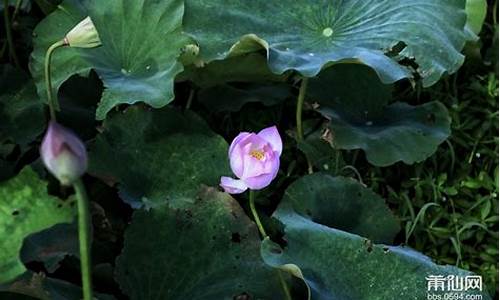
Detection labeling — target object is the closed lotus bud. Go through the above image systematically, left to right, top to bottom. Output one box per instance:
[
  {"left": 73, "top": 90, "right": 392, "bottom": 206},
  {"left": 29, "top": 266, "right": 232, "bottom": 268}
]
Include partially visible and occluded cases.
[
  {"left": 64, "top": 16, "right": 101, "bottom": 48},
  {"left": 40, "top": 122, "right": 88, "bottom": 185}
]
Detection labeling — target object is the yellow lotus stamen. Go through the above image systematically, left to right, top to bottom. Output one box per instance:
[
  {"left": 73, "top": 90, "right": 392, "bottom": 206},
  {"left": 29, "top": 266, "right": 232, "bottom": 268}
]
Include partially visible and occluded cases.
[{"left": 250, "top": 149, "right": 265, "bottom": 161}]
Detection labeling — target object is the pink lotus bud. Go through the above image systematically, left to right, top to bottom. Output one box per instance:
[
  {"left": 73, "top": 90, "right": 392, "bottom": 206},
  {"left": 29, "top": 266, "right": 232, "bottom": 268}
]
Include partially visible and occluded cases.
[
  {"left": 40, "top": 121, "right": 88, "bottom": 185},
  {"left": 220, "top": 126, "right": 282, "bottom": 194}
]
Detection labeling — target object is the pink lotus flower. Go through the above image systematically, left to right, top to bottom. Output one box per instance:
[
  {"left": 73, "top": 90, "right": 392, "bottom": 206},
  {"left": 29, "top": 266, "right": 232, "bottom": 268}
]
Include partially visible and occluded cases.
[
  {"left": 40, "top": 121, "right": 88, "bottom": 185},
  {"left": 220, "top": 126, "right": 282, "bottom": 194}
]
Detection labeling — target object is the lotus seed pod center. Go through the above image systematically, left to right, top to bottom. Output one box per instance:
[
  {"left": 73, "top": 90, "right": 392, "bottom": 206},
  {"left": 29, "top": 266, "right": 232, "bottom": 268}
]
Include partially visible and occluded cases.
[{"left": 322, "top": 27, "right": 333, "bottom": 37}]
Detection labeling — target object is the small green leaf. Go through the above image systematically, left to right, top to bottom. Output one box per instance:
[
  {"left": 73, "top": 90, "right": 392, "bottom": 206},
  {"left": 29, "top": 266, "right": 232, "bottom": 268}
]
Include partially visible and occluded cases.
[
  {"left": 30, "top": 0, "right": 189, "bottom": 120},
  {"left": 184, "top": 0, "right": 468, "bottom": 86},
  {"left": 465, "top": 0, "right": 487, "bottom": 37},
  {"left": 310, "top": 64, "right": 451, "bottom": 166},
  {"left": 88, "top": 106, "right": 230, "bottom": 208},
  {"left": 0, "top": 167, "right": 75, "bottom": 284},
  {"left": 115, "top": 187, "right": 287, "bottom": 299},
  {"left": 443, "top": 187, "right": 459, "bottom": 196},
  {"left": 480, "top": 200, "right": 492, "bottom": 220}
]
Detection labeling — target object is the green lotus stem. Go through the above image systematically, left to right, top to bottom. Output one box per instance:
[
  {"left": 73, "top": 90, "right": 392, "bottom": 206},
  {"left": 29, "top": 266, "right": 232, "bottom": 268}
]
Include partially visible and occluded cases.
[
  {"left": 3, "top": 0, "right": 20, "bottom": 67},
  {"left": 13, "top": 0, "right": 22, "bottom": 19},
  {"left": 493, "top": 0, "right": 498, "bottom": 26},
  {"left": 44, "top": 40, "right": 66, "bottom": 120},
  {"left": 0, "top": 41, "right": 7, "bottom": 57},
  {"left": 295, "top": 77, "right": 308, "bottom": 142},
  {"left": 295, "top": 77, "right": 313, "bottom": 174},
  {"left": 185, "top": 88, "right": 195, "bottom": 110},
  {"left": 307, "top": 161, "right": 313, "bottom": 174},
  {"left": 73, "top": 179, "right": 93, "bottom": 300},
  {"left": 249, "top": 190, "right": 292, "bottom": 300},
  {"left": 249, "top": 190, "right": 267, "bottom": 238},
  {"left": 278, "top": 271, "right": 293, "bottom": 300}
]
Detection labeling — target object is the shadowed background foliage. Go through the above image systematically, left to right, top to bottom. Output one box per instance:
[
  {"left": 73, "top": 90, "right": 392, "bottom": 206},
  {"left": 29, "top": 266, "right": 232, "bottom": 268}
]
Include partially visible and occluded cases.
[{"left": 0, "top": 0, "right": 497, "bottom": 299}]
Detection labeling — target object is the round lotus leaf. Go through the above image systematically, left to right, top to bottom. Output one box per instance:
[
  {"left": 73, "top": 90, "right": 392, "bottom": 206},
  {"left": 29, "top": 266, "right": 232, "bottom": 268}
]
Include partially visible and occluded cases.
[
  {"left": 30, "top": 0, "right": 189, "bottom": 120},
  {"left": 184, "top": 0, "right": 468, "bottom": 87},
  {"left": 309, "top": 64, "right": 451, "bottom": 167},
  {"left": 88, "top": 106, "right": 230, "bottom": 208},
  {"left": 282, "top": 173, "right": 400, "bottom": 243},
  {"left": 115, "top": 187, "right": 288, "bottom": 299}
]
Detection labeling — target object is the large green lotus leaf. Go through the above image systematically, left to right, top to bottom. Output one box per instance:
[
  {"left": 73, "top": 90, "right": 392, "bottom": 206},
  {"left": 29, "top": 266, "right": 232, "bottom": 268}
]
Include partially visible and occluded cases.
[
  {"left": 30, "top": 0, "right": 189, "bottom": 120},
  {"left": 184, "top": 0, "right": 468, "bottom": 87},
  {"left": 179, "top": 53, "right": 288, "bottom": 88},
  {"left": 309, "top": 64, "right": 451, "bottom": 166},
  {"left": 0, "top": 65, "right": 45, "bottom": 148},
  {"left": 88, "top": 106, "right": 230, "bottom": 208},
  {"left": 0, "top": 167, "right": 75, "bottom": 284},
  {"left": 283, "top": 173, "right": 399, "bottom": 243},
  {"left": 115, "top": 187, "right": 287, "bottom": 299},
  {"left": 261, "top": 201, "right": 492, "bottom": 299}
]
